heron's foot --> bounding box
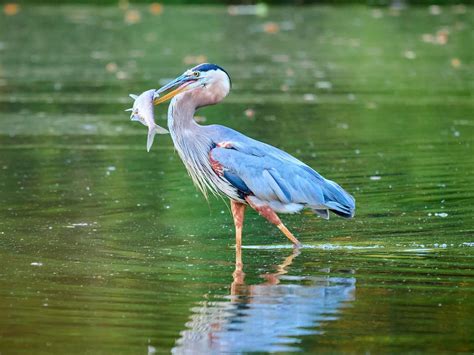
[292,241,302,249]
[277,222,302,247]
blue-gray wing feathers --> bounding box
[209,125,355,219]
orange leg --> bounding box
[230,200,246,294]
[245,197,301,247]
[230,200,246,268]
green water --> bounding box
[1,4,473,354]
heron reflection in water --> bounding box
[171,248,356,354]
[152,64,355,257]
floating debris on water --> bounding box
[105,62,118,73]
[370,175,381,181]
[429,5,442,16]
[81,124,97,132]
[31,262,43,266]
[263,22,280,34]
[116,71,128,80]
[106,166,116,176]
[372,9,383,19]
[3,3,20,16]
[403,50,416,59]
[280,84,290,92]
[244,108,255,118]
[148,345,157,354]
[421,33,435,43]
[227,3,268,17]
[66,222,94,228]
[125,9,141,24]
[436,30,449,45]
[72,222,88,226]
[451,58,461,68]
[421,29,449,45]
[303,93,316,101]
[149,3,163,15]
[434,212,448,218]
[316,81,332,90]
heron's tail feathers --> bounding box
[146,124,169,152]
[321,179,355,218]
[326,201,354,218]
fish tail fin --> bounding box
[146,124,169,152]
[154,124,169,135]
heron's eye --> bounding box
[193,71,200,78]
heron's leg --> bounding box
[231,200,246,295]
[245,197,301,247]
[230,200,246,268]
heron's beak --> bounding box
[153,74,196,105]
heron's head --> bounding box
[153,63,231,108]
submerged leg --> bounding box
[231,200,246,294]
[245,197,301,247]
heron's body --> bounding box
[153,63,355,250]
[168,95,354,218]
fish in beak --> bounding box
[126,89,168,152]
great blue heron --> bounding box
[153,63,355,256]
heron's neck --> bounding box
[168,94,214,156]
[167,94,220,198]
[165,91,240,201]
[167,94,199,133]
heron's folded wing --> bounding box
[208,125,355,217]
[210,146,325,206]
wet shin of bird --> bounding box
[126,89,168,152]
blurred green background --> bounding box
[1,1,473,354]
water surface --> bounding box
[1,4,473,353]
